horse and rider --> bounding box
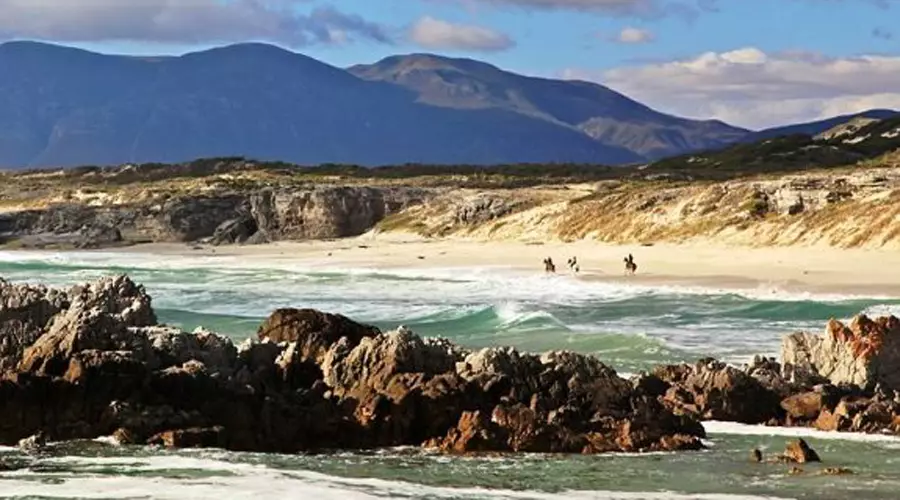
[624,254,638,275]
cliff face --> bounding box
[0,186,433,249]
[4,155,900,250]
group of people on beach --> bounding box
[542,254,637,275]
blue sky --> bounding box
[2,0,899,129]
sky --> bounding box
[1,0,899,130]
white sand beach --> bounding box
[114,233,900,298]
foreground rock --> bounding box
[649,316,900,435]
[0,275,704,454]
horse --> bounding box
[624,255,637,275]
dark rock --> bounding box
[654,359,782,424]
[75,224,123,249]
[148,426,227,448]
[783,438,821,463]
[209,216,258,246]
[257,308,380,364]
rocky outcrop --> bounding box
[633,346,900,438]
[453,195,524,226]
[1,186,433,249]
[782,315,900,390]
[651,358,783,424]
[0,275,704,455]
[0,279,70,371]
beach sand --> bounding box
[110,232,900,298]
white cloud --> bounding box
[562,47,900,129]
[409,16,514,52]
[446,0,709,19]
[0,0,392,47]
[614,27,655,43]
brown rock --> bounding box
[781,391,827,421]
[148,427,227,448]
[783,438,821,463]
[654,359,782,424]
[256,308,380,364]
[782,314,900,390]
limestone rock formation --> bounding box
[1,186,432,249]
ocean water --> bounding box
[2,249,900,499]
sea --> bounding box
[2,249,900,500]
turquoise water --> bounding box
[2,249,900,499]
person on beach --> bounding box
[624,254,637,275]
[567,257,579,273]
[543,257,556,273]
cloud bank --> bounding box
[0,0,392,46]
[409,16,514,51]
[614,27,655,43]
[563,47,900,129]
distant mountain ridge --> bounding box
[747,109,900,142]
[0,40,895,170]
[349,54,748,160]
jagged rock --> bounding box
[782,438,820,463]
[0,279,70,371]
[75,224,123,249]
[17,431,48,451]
[653,359,782,424]
[250,187,418,240]
[209,216,258,246]
[257,308,380,364]
[781,391,830,421]
[0,274,715,455]
[454,195,521,226]
[145,326,237,374]
[18,275,157,376]
[783,315,900,390]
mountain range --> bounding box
[0,40,895,170]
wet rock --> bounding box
[148,426,227,448]
[821,467,853,475]
[17,431,48,451]
[783,438,821,463]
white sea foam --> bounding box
[0,454,794,500]
[1,249,892,305]
[703,421,900,444]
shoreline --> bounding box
[20,234,900,298]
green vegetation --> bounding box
[3,116,899,194]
